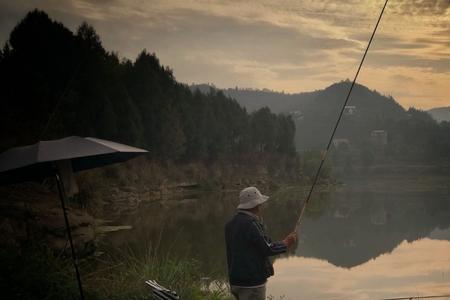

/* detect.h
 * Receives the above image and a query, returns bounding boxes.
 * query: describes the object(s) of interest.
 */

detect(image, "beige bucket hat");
[237,186,269,209]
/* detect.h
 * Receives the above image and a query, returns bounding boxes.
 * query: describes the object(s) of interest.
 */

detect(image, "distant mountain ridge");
[192,81,407,150]
[428,106,450,122]
[191,82,450,163]
[191,83,318,113]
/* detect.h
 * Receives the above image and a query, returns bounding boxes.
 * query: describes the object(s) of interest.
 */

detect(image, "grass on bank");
[86,243,232,300]
[0,242,232,300]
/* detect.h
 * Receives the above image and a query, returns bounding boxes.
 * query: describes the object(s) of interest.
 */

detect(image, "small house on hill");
[344,105,357,115]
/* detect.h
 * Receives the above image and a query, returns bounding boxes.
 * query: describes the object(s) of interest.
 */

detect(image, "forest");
[0,10,296,163]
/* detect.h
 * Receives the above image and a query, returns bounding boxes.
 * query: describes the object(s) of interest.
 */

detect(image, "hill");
[428,106,450,122]
[192,81,408,150]
[191,83,318,113]
[292,81,406,150]
[222,87,318,114]
[192,81,450,163]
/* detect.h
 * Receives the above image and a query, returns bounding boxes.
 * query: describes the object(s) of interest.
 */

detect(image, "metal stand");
[55,172,85,300]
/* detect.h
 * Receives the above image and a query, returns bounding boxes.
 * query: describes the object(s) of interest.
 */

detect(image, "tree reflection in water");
[102,176,450,289]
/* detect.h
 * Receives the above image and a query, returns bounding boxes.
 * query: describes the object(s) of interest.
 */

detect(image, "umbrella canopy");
[0,136,149,300]
[0,136,148,184]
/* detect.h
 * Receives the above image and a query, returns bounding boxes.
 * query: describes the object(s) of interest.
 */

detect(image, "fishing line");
[293,0,389,234]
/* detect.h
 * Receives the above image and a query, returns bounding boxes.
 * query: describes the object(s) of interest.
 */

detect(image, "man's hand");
[282,232,297,248]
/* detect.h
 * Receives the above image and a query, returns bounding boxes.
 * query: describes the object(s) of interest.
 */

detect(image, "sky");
[0,0,449,109]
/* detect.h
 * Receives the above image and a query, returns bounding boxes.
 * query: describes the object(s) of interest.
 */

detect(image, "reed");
[85,242,232,300]
[0,242,232,300]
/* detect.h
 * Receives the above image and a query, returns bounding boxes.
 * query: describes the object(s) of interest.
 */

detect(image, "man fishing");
[225,186,297,300]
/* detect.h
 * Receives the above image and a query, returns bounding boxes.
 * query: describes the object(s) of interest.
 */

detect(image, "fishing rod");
[381,295,450,300]
[293,0,389,234]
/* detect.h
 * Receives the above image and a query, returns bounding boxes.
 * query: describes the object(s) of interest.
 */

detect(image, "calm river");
[103,174,450,300]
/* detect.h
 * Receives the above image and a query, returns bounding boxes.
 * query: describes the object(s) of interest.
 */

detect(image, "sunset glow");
[1,0,449,109]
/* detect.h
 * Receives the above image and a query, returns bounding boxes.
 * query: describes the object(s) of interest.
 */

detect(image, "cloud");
[415,37,450,48]
[390,73,416,82]
[351,33,431,50]
[90,7,359,88]
[390,0,450,16]
[367,52,450,74]
[357,66,450,109]
[0,0,449,108]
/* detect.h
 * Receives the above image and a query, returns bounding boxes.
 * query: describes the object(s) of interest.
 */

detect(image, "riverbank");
[0,154,307,253]
[0,154,311,299]
[76,154,320,218]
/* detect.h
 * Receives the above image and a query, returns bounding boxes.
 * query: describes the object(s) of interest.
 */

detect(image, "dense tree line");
[0,10,296,162]
[387,108,450,162]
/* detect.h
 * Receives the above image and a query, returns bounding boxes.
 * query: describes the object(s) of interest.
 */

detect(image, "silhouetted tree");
[0,10,298,165]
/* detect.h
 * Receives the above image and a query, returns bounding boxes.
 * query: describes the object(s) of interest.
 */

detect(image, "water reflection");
[101,192,238,277]
[264,182,450,268]
[268,238,450,300]
[102,176,450,297]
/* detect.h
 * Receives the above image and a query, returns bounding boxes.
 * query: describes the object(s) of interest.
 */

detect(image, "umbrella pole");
[55,172,85,300]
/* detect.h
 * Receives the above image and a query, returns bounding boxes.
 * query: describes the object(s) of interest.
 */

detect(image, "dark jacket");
[225,210,287,286]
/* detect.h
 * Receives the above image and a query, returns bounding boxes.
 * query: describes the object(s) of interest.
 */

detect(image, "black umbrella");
[0,136,149,300]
